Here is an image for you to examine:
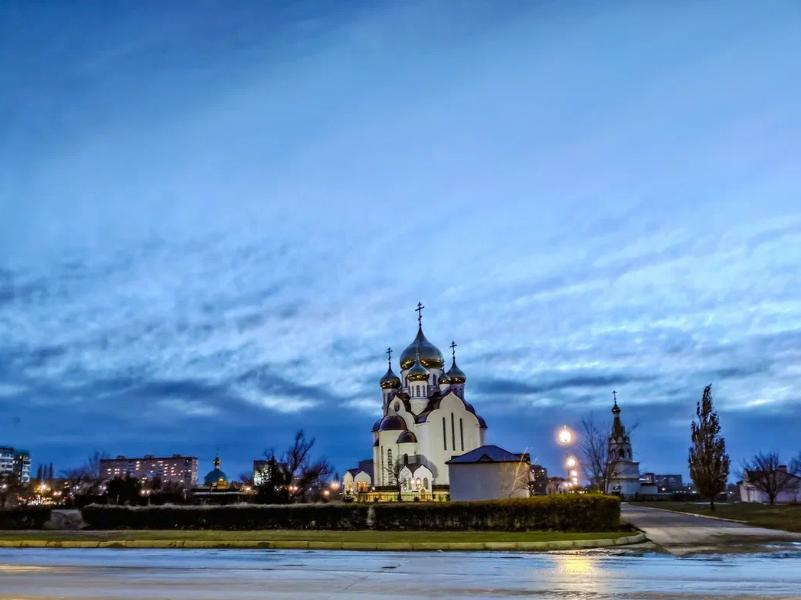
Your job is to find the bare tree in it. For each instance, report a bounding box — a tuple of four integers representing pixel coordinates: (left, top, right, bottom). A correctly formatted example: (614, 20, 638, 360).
(579, 414, 619, 493)
(383, 459, 405, 502)
(689, 385, 730, 510)
(259, 430, 332, 503)
(741, 451, 801, 506)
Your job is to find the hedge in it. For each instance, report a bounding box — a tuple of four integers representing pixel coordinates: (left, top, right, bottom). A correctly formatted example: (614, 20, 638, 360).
(0, 507, 53, 530)
(81, 495, 619, 532)
(81, 503, 371, 531)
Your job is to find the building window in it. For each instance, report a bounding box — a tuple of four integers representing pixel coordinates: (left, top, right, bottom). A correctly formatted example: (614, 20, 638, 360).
(403, 453, 408, 465)
(460, 418, 464, 451)
(387, 450, 393, 480)
(451, 413, 456, 452)
(442, 417, 447, 450)
(423, 477, 429, 489)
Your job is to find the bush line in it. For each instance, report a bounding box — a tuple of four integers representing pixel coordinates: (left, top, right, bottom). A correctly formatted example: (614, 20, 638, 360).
(79, 495, 619, 532)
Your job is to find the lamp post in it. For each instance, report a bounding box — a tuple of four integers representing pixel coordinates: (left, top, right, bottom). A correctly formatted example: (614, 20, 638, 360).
(556, 425, 578, 492)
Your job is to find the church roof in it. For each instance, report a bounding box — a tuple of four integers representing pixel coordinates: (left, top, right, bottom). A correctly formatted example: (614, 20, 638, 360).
(415, 391, 487, 428)
(446, 445, 529, 464)
(400, 326, 445, 370)
(378, 415, 407, 431)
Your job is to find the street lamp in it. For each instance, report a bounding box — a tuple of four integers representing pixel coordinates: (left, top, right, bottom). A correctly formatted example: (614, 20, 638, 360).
(557, 426, 573, 446)
(565, 456, 577, 468)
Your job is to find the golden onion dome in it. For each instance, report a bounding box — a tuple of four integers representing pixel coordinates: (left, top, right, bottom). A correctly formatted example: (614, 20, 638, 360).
(438, 372, 451, 385)
(446, 360, 466, 384)
(400, 327, 444, 370)
(379, 366, 401, 389)
(407, 359, 430, 382)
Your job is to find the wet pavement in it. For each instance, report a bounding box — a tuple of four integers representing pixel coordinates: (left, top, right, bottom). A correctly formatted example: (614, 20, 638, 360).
(622, 504, 801, 555)
(2, 547, 801, 599)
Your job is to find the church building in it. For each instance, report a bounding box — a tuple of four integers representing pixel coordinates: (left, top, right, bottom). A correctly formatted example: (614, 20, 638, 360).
(345, 304, 487, 501)
(605, 394, 642, 499)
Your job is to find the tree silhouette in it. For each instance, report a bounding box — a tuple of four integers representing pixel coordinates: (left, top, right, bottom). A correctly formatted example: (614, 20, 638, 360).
(741, 451, 801, 506)
(688, 385, 730, 510)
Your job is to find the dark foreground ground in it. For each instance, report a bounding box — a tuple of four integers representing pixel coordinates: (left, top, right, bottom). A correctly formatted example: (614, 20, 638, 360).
(2, 546, 801, 600)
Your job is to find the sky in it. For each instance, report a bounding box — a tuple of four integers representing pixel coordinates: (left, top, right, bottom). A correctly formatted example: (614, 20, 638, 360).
(1, 1, 800, 482)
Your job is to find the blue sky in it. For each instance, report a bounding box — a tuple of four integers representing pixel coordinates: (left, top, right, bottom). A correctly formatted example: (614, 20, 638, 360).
(1, 1, 800, 481)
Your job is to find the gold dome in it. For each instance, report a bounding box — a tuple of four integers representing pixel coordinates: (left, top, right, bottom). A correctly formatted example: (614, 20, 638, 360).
(407, 359, 430, 382)
(380, 367, 401, 389)
(446, 360, 466, 384)
(400, 327, 444, 370)
(438, 372, 451, 384)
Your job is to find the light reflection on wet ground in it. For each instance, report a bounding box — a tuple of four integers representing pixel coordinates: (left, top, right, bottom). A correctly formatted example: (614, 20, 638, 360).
(1, 546, 801, 599)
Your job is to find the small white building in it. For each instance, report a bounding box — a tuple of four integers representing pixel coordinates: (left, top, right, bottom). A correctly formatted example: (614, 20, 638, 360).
(447, 445, 531, 501)
(342, 461, 373, 495)
(739, 467, 801, 504)
(605, 396, 642, 499)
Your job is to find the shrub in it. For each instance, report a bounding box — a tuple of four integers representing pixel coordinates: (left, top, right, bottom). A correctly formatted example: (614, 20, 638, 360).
(81, 503, 371, 530)
(0, 507, 53, 530)
(372, 494, 619, 531)
(80, 495, 619, 531)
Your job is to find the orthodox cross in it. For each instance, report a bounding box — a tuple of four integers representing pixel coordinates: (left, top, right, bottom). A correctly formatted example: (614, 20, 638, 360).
(415, 301, 424, 326)
(612, 390, 617, 403)
(450, 340, 457, 361)
(386, 347, 392, 367)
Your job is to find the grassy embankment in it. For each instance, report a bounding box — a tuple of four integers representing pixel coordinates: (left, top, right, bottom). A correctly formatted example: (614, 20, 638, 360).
(0, 528, 637, 549)
(638, 502, 801, 533)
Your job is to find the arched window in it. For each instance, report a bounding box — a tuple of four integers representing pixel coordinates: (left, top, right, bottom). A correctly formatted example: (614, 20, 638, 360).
(442, 417, 447, 450)
(423, 477, 429, 489)
(433, 374, 438, 385)
(460, 418, 464, 451)
(403, 453, 409, 465)
(387, 449, 393, 480)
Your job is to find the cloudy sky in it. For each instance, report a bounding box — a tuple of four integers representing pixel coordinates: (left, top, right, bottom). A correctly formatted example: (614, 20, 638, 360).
(2, 1, 800, 480)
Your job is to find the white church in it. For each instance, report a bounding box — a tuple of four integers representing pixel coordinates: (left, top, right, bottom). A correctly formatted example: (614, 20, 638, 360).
(343, 304, 488, 501)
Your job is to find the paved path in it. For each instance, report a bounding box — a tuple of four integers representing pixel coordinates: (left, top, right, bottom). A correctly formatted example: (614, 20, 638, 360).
(622, 503, 801, 554)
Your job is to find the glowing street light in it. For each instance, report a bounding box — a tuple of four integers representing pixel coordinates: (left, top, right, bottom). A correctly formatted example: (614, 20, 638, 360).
(557, 426, 573, 446)
(565, 456, 577, 468)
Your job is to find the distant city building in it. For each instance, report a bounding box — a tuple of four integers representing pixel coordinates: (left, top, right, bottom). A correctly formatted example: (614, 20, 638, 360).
(447, 445, 531, 501)
(650, 473, 684, 493)
(0, 447, 31, 484)
(605, 395, 642, 499)
(345, 305, 487, 501)
(192, 455, 253, 505)
(100, 454, 197, 487)
(530, 464, 549, 495)
(252, 459, 289, 486)
(13, 451, 31, 484)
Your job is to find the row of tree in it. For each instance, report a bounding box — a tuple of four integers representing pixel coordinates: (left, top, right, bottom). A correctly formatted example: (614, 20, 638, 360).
(580, 384, 800, 509)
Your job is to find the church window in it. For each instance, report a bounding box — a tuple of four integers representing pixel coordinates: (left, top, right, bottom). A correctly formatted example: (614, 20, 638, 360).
(442, 418, 447, 450)
(423, 477, 429, 489)
(433, 374, 437, 385)
(394, 401, 400, 412)
(459, 418, 464, 451)
(451, 413, 456, 452)
(403, 453, 408, 465)
(387, 450, 393, 478)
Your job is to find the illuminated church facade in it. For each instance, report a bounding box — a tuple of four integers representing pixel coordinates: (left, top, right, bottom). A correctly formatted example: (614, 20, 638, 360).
(344, 304, 487, 500)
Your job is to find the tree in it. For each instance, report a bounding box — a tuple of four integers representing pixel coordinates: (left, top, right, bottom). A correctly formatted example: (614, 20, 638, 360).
(383, 459, 404, 502)
(579, 414, 619, 493)
(688, 385, 730, 510)
(741, 451, 801, 506)
(257, 430, 332, 503)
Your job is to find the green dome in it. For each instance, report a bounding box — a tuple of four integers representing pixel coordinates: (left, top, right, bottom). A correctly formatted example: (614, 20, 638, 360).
(204, 468, 228, 487)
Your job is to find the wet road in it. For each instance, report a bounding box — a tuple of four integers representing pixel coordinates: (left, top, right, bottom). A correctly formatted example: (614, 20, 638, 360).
(622, 504, 801, 555)
(2, 547, 801, 599)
